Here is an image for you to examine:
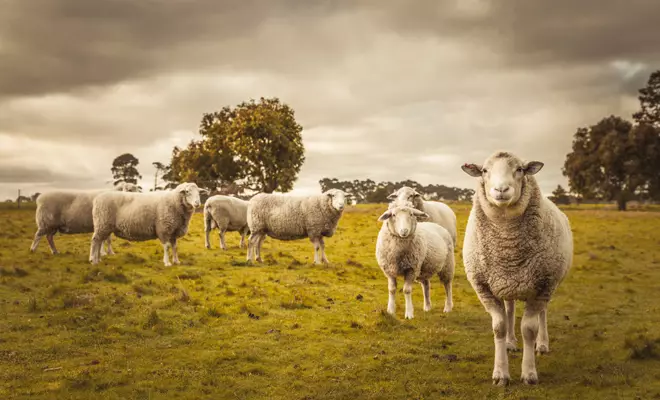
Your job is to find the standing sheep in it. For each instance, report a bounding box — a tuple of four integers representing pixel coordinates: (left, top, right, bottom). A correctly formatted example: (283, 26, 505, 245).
(204, 195, 250, 250)
(387, 186, 457, 246)
(29, 182, 141, 257)
(89, 182, 202, 266)
(375, 204, 454, 319)
(461, 151, 573, 386)
(246, 189, 347, 264)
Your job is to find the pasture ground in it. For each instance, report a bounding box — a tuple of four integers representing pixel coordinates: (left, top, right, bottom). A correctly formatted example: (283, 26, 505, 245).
(1, 203, 660, 399)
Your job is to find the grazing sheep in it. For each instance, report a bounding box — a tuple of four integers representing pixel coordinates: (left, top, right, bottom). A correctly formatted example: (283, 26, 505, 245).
(29, 183, 141, 256)
(246, 189, 347, 264)
(461, 151, 573, 386)
(204, 195, 250, 250)
(89, 182, 202, 266)
(387, 186, 457, 246)
(375, 204, 454, 319)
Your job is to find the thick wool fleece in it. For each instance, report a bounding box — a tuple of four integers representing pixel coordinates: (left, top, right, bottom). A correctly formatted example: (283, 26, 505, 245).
(92, 190, 194, 243)
(247, 193, 343, 240)
(376, 221, 454, 284)
(463, 174, 573, 302)
(204, 195, 250, 249)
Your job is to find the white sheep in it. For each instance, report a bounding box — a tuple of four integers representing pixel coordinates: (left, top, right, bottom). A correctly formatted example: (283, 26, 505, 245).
(246, 189, 347, 264)
(29, 182, 141, 257)
(203, 195, 250, 250)
(89, 182, 203, 266)
(461, 151, 573, 386)
(375, 204, 454, 319)
(387, 186, 457, 246)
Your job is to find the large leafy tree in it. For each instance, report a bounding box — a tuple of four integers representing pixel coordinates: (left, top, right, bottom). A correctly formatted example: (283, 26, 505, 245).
(111, 153, 142, 186)
(562, 116, 657, 210)
(167, 97, 305, 193)
(633, 70, 660, 128)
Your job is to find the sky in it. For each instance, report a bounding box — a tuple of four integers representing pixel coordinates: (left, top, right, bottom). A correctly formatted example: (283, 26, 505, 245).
(1, 0, 659, 200)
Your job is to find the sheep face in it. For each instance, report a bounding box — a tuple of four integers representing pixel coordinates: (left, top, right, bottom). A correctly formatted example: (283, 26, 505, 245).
(378, 206, 429, 238)
(387, 187, 422, 207)
(325, 189, 347, 212)
(176, 183, 202, 209)
(462, 151, 544, 208)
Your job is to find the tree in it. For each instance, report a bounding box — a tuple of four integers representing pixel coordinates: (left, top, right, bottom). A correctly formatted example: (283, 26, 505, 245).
(562, 115, 656, 211)
(151, 161, 168, 191)
(633, 70, 660, 128)
(111, 153, 142, 186)
(550, 185, 570, 205)
(179, 97, 305, 193)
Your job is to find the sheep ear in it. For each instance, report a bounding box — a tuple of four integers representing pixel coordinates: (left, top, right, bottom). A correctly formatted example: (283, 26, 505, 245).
(524, 161, 544, 175)
(412, 209, 429, 221)
(378, 210, 393, 222)
(387, 191, 398, 200)
(412, 190, 422, 198)
(461, 163, 483, 177)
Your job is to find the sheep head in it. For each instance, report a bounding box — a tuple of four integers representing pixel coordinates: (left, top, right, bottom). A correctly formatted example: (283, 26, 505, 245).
(378, 205, 429, 238)
(461, 151, 543, 208)
(324, 189, 347, 212)
(176, 182, 202, 209)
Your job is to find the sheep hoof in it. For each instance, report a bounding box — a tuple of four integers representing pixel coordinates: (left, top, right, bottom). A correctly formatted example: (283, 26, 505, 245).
(173, 260, 181, 265)
(404, 313, 414, 320)
(443, 303, 453, 313)
(521, 371, 538, 385)
(492, 372, 510, 386)
(205, 244, 210, 250)
(423, 304, 431, 312)
(536, 343, 549, 354)
(506, 341, 519, 352)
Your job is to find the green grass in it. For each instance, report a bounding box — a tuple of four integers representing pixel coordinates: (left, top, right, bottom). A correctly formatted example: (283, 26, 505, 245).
(1, 203, 660, 399)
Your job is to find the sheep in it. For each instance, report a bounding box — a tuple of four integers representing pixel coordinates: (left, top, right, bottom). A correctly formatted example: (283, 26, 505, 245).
(375, 204, 454, 319)
(89, 182, 203, 266)
(29, 182, 141, 257)
(246, 189, 347, 264)
(387, 186, 457, 246)
(461, 151, 573, 386)
(203, 195, 250, 250)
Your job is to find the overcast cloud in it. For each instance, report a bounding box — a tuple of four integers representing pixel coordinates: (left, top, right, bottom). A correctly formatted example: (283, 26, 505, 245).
(1, 0, 659, 200)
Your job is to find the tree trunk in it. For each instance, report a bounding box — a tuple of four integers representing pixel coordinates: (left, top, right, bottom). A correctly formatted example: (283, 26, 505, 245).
(617, 197, 627, 211)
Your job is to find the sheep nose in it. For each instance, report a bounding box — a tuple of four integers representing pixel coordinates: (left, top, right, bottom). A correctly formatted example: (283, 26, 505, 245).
(494, 186, 510, 193)
(400, 228, 409, 237)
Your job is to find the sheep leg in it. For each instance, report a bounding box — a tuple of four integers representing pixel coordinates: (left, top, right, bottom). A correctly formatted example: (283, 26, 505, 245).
(520, 299, 545, 385)
(30, 229, 45, 252)
(442, 280, 453, 313)
(320, 238, 330, 264)
(246, 234, 256, 262)
(536, 306, 549, 354)
(204, 226, 211, 249)
(46, 234, 59, 255)
(239, 227, 248, 249)
(219, 229, 227, 251)
(310, 237, 321, 265)
(162, 242, 172, 267)
(403, 275, 415, 319)
(387, 276, 397, 315)
(505, 300, 518, 351)
(420, 279, 432, 312)
(171, 240, 180, 265)
(89, 233, 105, 264)
(105, 236, 115, 255)
(255, 234, 266, 263)
(440, 252, 455, 313)
(476, 289, 510, 386)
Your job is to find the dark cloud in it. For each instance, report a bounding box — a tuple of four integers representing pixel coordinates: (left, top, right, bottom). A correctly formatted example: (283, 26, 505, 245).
(0, 0, 658, 200)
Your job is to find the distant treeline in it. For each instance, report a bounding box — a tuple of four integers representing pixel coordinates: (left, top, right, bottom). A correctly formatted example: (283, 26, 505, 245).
(318, 178, 475, 204)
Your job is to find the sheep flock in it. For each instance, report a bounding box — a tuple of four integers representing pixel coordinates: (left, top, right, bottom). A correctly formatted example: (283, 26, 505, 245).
(26, 150, 574, 386)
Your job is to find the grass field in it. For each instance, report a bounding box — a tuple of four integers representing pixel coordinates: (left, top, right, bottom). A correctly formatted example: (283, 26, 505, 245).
(1, 203, 660, 399)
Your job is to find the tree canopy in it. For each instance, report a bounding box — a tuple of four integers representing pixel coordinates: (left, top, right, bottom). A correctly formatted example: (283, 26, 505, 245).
(165, 97, 305, 194)
(633, 70, 660, 128)
(111, 153, 142, 186)
(562, 116, 659, 210)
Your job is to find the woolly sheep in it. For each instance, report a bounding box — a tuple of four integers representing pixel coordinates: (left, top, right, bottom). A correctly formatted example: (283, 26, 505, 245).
(246, 189, 347, 264)
(375, 204, 454, 319)
(29, 183, 141, 257)
(461, 151, 573, 386)
(204, 195, 250, 250)
(89, 182, 203, 266)
(387, 186, 457, 246)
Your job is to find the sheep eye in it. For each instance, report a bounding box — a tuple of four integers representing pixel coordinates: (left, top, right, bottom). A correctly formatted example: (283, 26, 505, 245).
(482, 169, 488, 174)
(516, 167, 524, 173)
